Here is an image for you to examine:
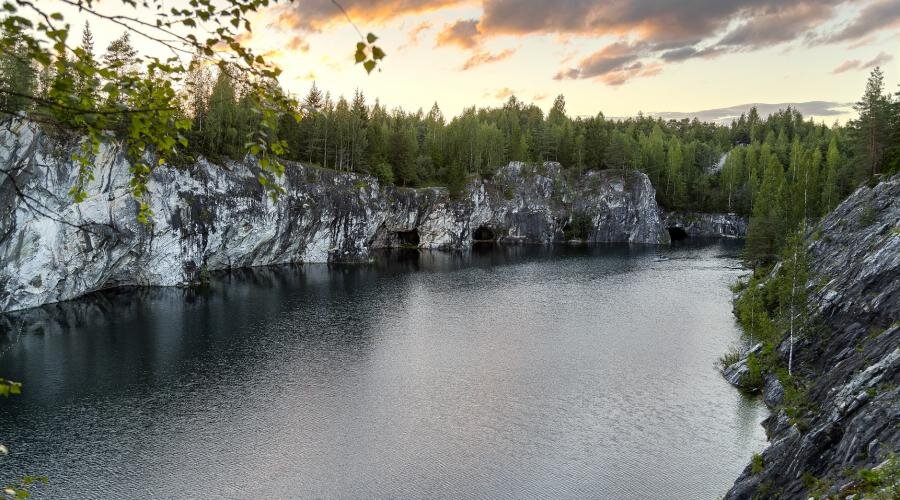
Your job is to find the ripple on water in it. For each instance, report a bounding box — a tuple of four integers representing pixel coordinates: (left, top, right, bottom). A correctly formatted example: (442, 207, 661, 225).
(0, 241, 767, 499)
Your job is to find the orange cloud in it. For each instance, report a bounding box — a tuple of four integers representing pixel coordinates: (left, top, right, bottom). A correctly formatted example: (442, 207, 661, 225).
(461, 48, 514, 70)
(487, 87, 515, 99)
(436, 19, 481, 49)
(272, 0, 468, 32)
(287, 35, 311, 52)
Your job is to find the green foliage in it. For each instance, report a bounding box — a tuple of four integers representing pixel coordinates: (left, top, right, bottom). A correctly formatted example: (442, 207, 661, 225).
(443, 160, 467, 199)
(198, 263, 212, 287)
(802, 472, 832, 498)
(734, 272, 780, 345)
(717, 345, 742, 370)
(353, 33, 385, 74)
(0, 378, 46, 500)
(732, 227, 811, 396)
(0, 378, 22, 397)
(850, 68, 893, 181)
(0, 0, 383, 220)
(751, 453, 764, 475)
(743, 352, 765, 391)
(859, 203, 876, 227)
(851, 454, 899, 500)
(563, 212, 593, 240)
(2, 475, 49, 499)
(371, 162, 394, 186)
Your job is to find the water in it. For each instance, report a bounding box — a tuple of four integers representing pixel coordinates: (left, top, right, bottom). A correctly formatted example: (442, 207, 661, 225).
(0, 242, 767, 499)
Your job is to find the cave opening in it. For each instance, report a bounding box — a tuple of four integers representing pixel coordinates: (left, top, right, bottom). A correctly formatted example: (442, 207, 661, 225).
(472, 225, 496, 242)
(396, 229, 420, 247)
(667, 226, 689, 241)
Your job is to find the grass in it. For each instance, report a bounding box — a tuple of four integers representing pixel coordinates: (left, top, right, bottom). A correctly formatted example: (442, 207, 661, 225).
(846, 454, 900, 499)
(718, 346, 743, 370)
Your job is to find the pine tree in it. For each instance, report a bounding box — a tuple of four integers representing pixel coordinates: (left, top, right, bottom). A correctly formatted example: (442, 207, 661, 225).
(0, 31, 37, 113)
(665, 136, 684, 207)
(884, 86, 900, 176)
(73, 22, 98, 102)
(103, 32, 139, 109)
(851, 67, 892, 181)
(205, 70, 238, 158)
(606, 130, 627, 171)
(349, 89, 369, 171)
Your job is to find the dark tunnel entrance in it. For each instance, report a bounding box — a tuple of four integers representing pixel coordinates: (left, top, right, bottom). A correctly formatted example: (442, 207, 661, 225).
(667, 226, 689, 241)
(396, 229, 420, 247)
(472, 225, 496, 242)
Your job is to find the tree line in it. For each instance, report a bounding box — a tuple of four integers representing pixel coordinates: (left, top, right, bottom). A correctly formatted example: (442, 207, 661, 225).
(3, 23, 899, 265)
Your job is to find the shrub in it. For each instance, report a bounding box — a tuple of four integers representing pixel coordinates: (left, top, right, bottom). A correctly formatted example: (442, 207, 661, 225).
(859, 204, 876, 227)
(855, 454, 899, 497)
(718, 346, 743, 370)
(743, 353, 765, 391)
(372, 162, 395, 186)
(751, 453, 764, 475)
(564, 212, 593, 240)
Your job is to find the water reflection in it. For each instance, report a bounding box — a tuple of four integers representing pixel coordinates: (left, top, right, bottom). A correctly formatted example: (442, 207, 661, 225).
(0, 241, 766, 499)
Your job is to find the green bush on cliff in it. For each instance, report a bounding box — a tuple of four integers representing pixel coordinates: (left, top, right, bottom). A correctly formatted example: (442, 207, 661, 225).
(852, 454, 899, 499)
(372, 162, 395, 186)
(751, 453, 764, 475)
(564, 212, 593, 240)
(743, 353, 765, 391)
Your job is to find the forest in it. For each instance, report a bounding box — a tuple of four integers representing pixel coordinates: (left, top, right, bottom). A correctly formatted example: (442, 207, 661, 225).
(2, 23, 899, 267)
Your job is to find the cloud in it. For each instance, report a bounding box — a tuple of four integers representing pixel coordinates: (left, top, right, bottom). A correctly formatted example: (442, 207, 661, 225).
(651, 101, 853, 124)
(482, 1, 856, 85)
(287, 35, 311, 52)
(406, 21, 433, 44)
(258, 0, 896, 86)
(461, 48, 515, 70)
(271, 0, 466, 32)
(819, 0, 900, 45)
(717, 3, 834, 50)
(832, 51, 894, 73)
(436, 19, 481, 49)
(489, 87, 515, 99)
(480, 1, 844, 47)
(476, 0, 896, 85)
(833, 59, 861, 74)
(553, 41, 662, 84)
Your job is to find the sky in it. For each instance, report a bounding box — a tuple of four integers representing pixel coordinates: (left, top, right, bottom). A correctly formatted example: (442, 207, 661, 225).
(54, 0, 900, 123)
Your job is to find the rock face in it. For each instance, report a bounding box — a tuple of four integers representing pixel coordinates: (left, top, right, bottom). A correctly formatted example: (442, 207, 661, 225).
(724, 175, 900, 499)
(664, 211, 748, 238)
(0, 121, 669, 313)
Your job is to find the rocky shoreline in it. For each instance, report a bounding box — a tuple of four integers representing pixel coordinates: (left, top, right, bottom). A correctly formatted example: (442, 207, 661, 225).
(721, 175, 899, 499)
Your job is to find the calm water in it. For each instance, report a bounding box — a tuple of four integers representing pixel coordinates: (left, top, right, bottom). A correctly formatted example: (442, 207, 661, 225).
(0, 242, 767, 499)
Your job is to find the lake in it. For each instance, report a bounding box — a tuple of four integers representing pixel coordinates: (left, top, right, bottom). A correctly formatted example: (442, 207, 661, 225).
(0, 242, 767, 499)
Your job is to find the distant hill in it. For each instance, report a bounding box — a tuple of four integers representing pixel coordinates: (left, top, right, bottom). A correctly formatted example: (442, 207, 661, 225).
(623, 101, 855, 124)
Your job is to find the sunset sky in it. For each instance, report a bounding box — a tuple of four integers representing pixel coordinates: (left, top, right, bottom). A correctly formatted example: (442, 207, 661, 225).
(64, 0, 899, 122)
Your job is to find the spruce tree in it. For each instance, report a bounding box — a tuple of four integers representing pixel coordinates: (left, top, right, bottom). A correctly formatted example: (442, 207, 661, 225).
(0, 33, 37, 114)
(745, 153, 786, 264)
(851, 67, 892, 181)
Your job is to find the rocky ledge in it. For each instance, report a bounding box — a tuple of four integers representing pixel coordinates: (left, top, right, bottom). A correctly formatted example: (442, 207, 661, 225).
(723, 174, 899, 499)
(664, 211, 748, 239)
(0, 120, 669, 313)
